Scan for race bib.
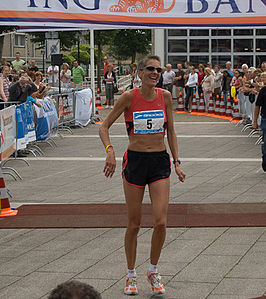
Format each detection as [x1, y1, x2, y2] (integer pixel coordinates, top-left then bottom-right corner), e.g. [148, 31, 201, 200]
[133, 110, 165, 134]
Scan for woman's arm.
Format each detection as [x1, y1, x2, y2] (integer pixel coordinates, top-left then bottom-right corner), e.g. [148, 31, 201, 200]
[99, 91, 132, 178]
[164, 90, 186, 182]
[0, 78, 8, 102]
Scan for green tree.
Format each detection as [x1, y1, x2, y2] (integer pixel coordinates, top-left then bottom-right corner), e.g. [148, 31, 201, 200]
[110, 29, 151, 64]
[70, 45, 90, 66]
[0, 26, 17, 59]
[31, 31, 80, 51]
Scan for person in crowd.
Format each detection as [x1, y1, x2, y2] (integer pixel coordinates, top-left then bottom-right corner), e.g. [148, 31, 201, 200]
[197, 64, 205, 98]
[47, 62, 59, 87]
[162, 63, 175, 94]
[206, 62, 215, 75]
[213, 65, 223, 100]
[253, 71, 266, 172]
[230, 69, 242, 98]
[202, 67, 214, 112]
[184, 61, 191, 106]
[34, 71, 43, 89]
[174, 63, 185, 100]
[103, 56, 114, 75]
[48, 280, 102, 299]
[104, 63, 117, 108]
[0, 65, 11, 109]
[238, 64, 249, 116]
[0, 58, 7, 73]
[72, 60, 85, 89]
[185, 65, 198, 113]
[27, 71, 36, 83]
[11, 52, 26, 74]
[131, 63, 141, 89]
[261, 62, 266, 72]
[225, 61, 234, 77]
[99, 55, 185, 296]
[28, 59, 39, 72]
[9, 70, 37, 103]
[60, 63, 72, 88]
[222, 70, 232, 105]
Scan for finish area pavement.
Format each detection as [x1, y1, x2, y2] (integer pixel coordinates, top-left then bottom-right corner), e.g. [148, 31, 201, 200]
[0, 109, 266, 299]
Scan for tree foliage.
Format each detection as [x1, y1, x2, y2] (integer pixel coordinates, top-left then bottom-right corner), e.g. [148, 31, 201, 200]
[31, 31, 80, 51]
[110, 29, 151, 63]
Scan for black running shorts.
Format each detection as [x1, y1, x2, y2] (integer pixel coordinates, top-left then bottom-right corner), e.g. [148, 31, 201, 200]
[122, 150, 171, 187]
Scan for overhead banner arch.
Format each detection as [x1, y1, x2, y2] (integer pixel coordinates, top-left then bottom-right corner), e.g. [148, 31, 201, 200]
[0, 0, 266, 28]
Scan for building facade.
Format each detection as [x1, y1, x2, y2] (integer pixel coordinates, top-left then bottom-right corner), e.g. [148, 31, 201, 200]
[154, 28, 266, 69]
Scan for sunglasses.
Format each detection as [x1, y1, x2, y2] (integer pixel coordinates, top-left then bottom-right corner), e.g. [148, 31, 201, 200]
[144, 66, 163, 73]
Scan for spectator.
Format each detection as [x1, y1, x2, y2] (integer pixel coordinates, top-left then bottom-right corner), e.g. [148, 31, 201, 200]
[0, 65, 11, 109]
[48, 280, 102, 299]
[253, 71, 266, 172]
[174, 63, 185, 99]
[162, 64, 175, 94]
[72, 60, 85, 89]
[261, 62, 266, 72]
[103, 56, 114, 75]
[184, 61, 191, 106]
[34, 71, 43, 89]
[225, 61, 234, 77]
[60, 63, 71, 88]
[238, 64, 249, 116]
[213, 65, 223, 100]
[230, 69, 242, 98]
[47, 63, 59, 87]
[28, 59, 39, 72]
[11, 52, 26, 74]
[222, 70, 232, 102]
[104, 63, 117, 108]
[131, 63, 141, 89]
[27, 71, 36, 83]
[202, 67, 214, 112]
[185, 65, 198, 112]
[0, 58, 7, 73]
[9, 70, 37, 103]
[206, 62, 215, 75]
[197, 64, 205, 98]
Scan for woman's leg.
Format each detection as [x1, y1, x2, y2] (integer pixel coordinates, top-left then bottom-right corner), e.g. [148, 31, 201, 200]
[148, 179, 170, 265]
[123, 180, 145, 270]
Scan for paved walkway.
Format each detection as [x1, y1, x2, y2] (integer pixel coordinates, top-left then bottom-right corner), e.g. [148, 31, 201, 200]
[0, 109, 266, 299]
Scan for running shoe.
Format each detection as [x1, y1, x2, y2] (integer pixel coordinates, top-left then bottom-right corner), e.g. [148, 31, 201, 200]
[124, 276, 138, 295]
[105, 105, 110, 108]
[147, 272, 165, 295]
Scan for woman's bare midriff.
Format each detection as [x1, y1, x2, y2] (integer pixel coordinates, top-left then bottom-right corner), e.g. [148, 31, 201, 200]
[128, 134, 166, 152]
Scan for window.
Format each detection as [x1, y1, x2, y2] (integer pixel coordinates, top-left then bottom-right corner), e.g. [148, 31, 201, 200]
[189, 29, 209, 36]
[168, 29, 187, 36]
[168, 40, 187, 53]
[233, 29, 253, 36]
[256, 39, 266, 52]
[211, 29, 231, 36]
[14, 35, 25, 47]
[256, 56, 266, 68]
[233, 56, 253, 69]
[211, 39, 231, 53]
[189, 56, 209, 67]
[168, 56, 187, 67]
[234, 39, 253, 52]
[190, 39, 209, 53]
[211, 56, 231, 68]
[256, 29, 266, 35]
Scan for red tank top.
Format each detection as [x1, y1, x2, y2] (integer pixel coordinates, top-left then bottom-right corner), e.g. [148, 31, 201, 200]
[124, 88, 167, 135]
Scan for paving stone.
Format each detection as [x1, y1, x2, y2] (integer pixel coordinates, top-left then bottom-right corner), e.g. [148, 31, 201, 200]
[178, 228, 227, 241]
[202, 243, 251, 256]
[0, 275, 22, 289]
[212, 278, 266, 296]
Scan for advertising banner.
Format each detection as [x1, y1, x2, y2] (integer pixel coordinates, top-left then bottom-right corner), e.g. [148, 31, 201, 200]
[0, 1, 265, 28]
[26, 102, 36, 143]
[75, 89, 93, 127]
[16, 104, 28, 150]
[34, 97, 59, 141]
[0, 106, 16, 161]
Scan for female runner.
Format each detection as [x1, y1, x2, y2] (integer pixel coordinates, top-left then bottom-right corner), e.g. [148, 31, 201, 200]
[99, 55, 186, 296]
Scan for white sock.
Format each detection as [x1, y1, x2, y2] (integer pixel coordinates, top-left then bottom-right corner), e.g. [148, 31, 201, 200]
[149, 264, 158, 274]
[127, 269, 136, 278]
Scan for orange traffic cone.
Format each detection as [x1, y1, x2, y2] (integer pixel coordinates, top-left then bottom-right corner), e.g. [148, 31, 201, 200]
[94, 102, 103, 125]
[226, 96, 233, 118]
[208, 94, 215, 114]
[0, 169, 18, 217]
[220, 94, 226, 116]
[191, 93, 198, 112]
[215, 95, 220, 115]
[232, 98, 242, 121]
[96, 88, 104, 110]
[177, 92, 184, 112]
[198, 93, 205, 114]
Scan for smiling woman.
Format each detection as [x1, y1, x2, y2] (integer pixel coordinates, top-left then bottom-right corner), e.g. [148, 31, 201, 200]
[99, 55, 186, 296]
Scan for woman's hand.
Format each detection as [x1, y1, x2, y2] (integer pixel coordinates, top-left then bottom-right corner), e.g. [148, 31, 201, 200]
[175, 164, 186, 182]
[104, 149, 116, 178]
[252, 121, 258, 130]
